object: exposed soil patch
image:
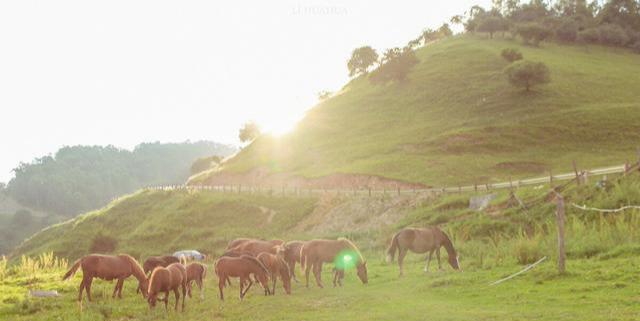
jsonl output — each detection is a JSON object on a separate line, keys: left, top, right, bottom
{"left": 192, "top": 167, "right": 427, "bottom": 190}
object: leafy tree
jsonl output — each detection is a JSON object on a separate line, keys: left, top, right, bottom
{"left": 578, "top": 27, "right": 601, "bottom": 43}
{"left": 438, "top": 23, "right": 454, "bottom": 37}
{"left": 450, "top": 15, "right": 464, "bottom": 27}
{"left": 556, "top": 19, "right": 579, "bottom": 42}
{"left": 501, "top": 48, "right": 524, "bottom": 62}
{"left": 347, "top": 46, "right": 379, "bottom": 77}
{"left": 89, "top": 234, "right": 117, "bottom": 253}
{"left": 11, "top": 209, "right": 33, "bottom": 226}
{"left": 369, "top": 48, "right": 419, "bottom": 84}
{"left": 598, "top": 0, "right": 640, "bottom": 31}
{"left": 478, "top": 16, "right": 509, "bottom": 38}
{"left": 515, "top": 23, "right": 553, "bottom": 45}
{"left": 504, "top": 60, "right": 551, "bottom": 91}
{"left": 239, "top": 122, "right": 261, "bottom": 143}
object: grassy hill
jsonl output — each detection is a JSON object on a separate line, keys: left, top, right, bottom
{"left": 196, "top": 36, "right": 640, "bottom": 186}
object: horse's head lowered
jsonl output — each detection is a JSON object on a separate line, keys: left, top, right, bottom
{"left": 449, "top": 255, "right": 461, "bottom": 270}
{"left": 356, "top": 261, "right": 368, "bottom": 284}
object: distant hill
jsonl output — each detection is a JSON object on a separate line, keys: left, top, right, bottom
{"left": 193, "top": 36, "right": 640, "bottom": 188}
{"left": 5, "top": 141, "right": 236, "bottom": 217}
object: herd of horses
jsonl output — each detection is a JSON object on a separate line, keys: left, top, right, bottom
{"left": 61, "top": 226, "right": 460, "bottom": 311}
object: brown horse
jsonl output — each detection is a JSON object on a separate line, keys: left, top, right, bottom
{"left": 226, "top": 238, "right": 283, "bottom": 250}
{"left": 143, "top": 255, "right": 180, "bottom": 275}
{"left": 147, "top": 263, "right": 187, "bottom": 311}
{"left": 214, "top": 255, "right": 271, "bottom": 301}
{"left": 282, "top": 240, "right": 305, "bottom": 283}
{"left": 386, "top": 227, "right": 460, "bottom": 276}
{"left": 332, "top": 267, "right": 344, "bottom": 287}
{"left": 300, "top": 238, "right": 368, "bottom": 288}
{"left": 256, "top": 252, "right": 292, "bottom": 295}
{"left": 62, "top": 254, "right": 148, "bottom": 302}
{"left": 228, "top": 239, "right": 283, "bottom": 256}
{"left": 185, "top": 262, "right": 207, "bottom": 300}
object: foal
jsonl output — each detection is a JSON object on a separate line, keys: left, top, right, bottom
{"left": 256, "top": 252, "right": 292, "bottom": 295}
{"left": 214, "top": 255, "right": 270, "bottom": 301}
{"left": 147, "top": 263, "right": 187, "bottom": 311}
{"left": 185, "top": 262, "right": 207, "bottom": 300}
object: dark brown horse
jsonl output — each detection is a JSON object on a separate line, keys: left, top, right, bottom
{"left": 282, "top": 240, "right": 305, "bottom": 283}
{"left": 257, "top": 252, "right": 292, "bottom": 295}
{"left": 147, "top": 263, "right": 187, "bottom": 311}
{"left": 300, "top": 238, "right": 368, "bottom": 288}
{"left": 185, "top": 262, "right": 207, "bottom": 300}
{"left": 143, "top": 255, "right": 180, "bottom": 275}
{"left": 214, "top": 255, "right": 271, "bottom": 301}
{"left": 62, "top": 254, "right": 148, "bottom": 302}
{"left": 225, "top": 238, "right": 284, "bottom": 250}
{"left": 386, "top": 227, "right": 460, "bottom": 276}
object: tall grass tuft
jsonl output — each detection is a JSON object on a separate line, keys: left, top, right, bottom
{"left": 0, "top": 255, "right": 7, "bottom": 281}
{"left": 16, "top": 252, "right": 68, "bottom": 279}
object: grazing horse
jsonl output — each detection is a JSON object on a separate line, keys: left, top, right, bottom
{"left": 300, "top": 238, "right": 368, "bottom": 288}
{"left": 282, "top": 240, "right": 306, "bottom": 282}
{"left": 146, "top": 263, "right": 187, "bottom": 311}
{"left": 62, "top": 254, "right": 148, "bottom": 302}
{"left": 332, "top": 267, "right": 344, "bottom": 287}
{"left": 214, "top": 255, "right": 271, "bottom": 301}
{"left": 256, "top": 252, "right": 292, "bottom": 295}
{"left": 185, "top": 262, "right": 207, "bottom": 300}
{"left": 386, "top": 227, "right": 460, "bottom": 276}
{"left": 228, "top": 239, "right": 282, "bottom": 257}
{"left": 226, "top": 238, "right": 284, "bottom": 250}
{"left": 143, "top": 255, "right": 180, "bottom": 275}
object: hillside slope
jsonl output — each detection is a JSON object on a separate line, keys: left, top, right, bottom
{"left": 196, "top": 36, "right": 640, "bottom": 187}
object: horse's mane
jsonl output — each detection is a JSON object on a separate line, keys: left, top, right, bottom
{"left": 337, "top": 237, "right": 365, "bottom": 263}
{"left": 148, "top": 267, "right": 165, "bottom": 291}
{"left": 119, "top": 254, "right": 146, "bottom": 280}
{"left": 436, "top": 228, "right": 457, "bottom": 256}
{"left": 241, "top": 255, "right": 269, "bottom": 275}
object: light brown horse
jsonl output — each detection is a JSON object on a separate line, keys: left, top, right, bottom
{"left": 256, "top": 252, "right": 292, "bottom": 295}
{"left": 185, "top": 262, "right": 207, "bottom": 300}
{"left": 228, "top": 239, "right": 283, "bottom": 257}
{"left": 282, "top": 240, "right": 305, "bottom": 282}
{"left": 143, "top": 255, "right": 180, "bottom": 275}
{"left": 386, "top": 227, "right": 460, "bottom": 276}
{"left": 300, "top": 238, "right": 368, "bottom": 288}
{"left": 225, "top": 238, "right": 284, "bottom": 250}
{"left": 146, "top": 263, "right": 187, "bottom": 311}
{"left": 214, "top": 255, "right": 271, "bottom": 301}
{"left": 63, "top": 254, "right": 148, "bottom": 302}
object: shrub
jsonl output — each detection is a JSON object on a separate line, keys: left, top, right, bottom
{"left": 632, "top": 41, "right": 640, "bottom": 54}
{"left": 556, "top": 19, "right": 579, "bottom": 42}
{"left": 577, "top": 28, "right": 600, "bottom": 44}
{"left": 504, "top": 60, "right": 551, "bottom": 91}
{"left": 477, "top": 16, "right": 508, "bottom": 38}
{"left": 501, "top": 48, "right": 523, "bottom": 62}
{"left": 515, "top": 23, "right": 552, "bottom": 46}
{"left": 598, "top": 24, "right": 629, "bottom": 46}
{"left": 369, "top": 48, "right": 419, "bottom": 84}
{"left": 89, "top": 234, "right": 118, "bottom": 253}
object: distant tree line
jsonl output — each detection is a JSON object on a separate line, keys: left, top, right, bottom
{"left": 464, "top": 0, "right": 640, "bottom": 51}
{"left": 5, "top": 141, "right": 236, "bottom": 217}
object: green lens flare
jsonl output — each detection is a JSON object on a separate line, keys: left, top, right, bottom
{"left": 334, "top": 250, "right": 358, "bottom": 270}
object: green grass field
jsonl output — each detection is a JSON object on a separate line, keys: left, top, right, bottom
{"left": 1, "top": 253, "right": 639, "bottom": 321}
{"left": 194, "top": 35, "right": 640, "bottom": 186}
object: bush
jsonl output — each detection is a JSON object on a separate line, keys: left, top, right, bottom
{"left": 501, "top": 48, "right": 523, "bottom": 62}
{"left": 504, "top": 60, "right": 551, "bottom": 91}
{"left": 369, "top": 48, "right": 419, "bottom": 84}
{"left": 598, "top": 24, "right": 629, "bottom": 46}
{"left": 556, "top": 19, "right": 578, "bottom": 42}
{"left": 578, "top": 28, "right": 600, "bottom": 44}
{"left": 89, "top": 234, "right": 118, "bottom": 253}
{"left": 632, "top": 41, "right": 640, "bottom": 54}
{"left": 515, "top": 23, "right": 552, "bottom": 46}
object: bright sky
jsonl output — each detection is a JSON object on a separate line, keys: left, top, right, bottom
{"left": 0, "top": 0, "right": 491, "bottom": 183}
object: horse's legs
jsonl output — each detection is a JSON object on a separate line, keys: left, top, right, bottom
{"left": 218, "top": 277, "right": 225, "bottom": 301}
{"left": 289, "top": 260, "right": 298, "bottom": 283}
{"left": 78, "top": 278, "right": 86, "bottom": 302}
{"left": 313, "top": 262, "right": 324, "bottom": 288}
{"left": 163, "top": 290, "right": 169, "bottom": 311}
{"left": 85, "top": 277, "right": 94, "bottom": 302}
{"left": 397, "top": 248, "right": 408, "bottom": 277}
{"left": 424, "top": 251, "right": 433, "bottom": 272}
{"left": 113, "top": 278, "right": 124, "bottom": 298}
{"left": 198, "top": 277, "right": 205, "bottom": 300}
{"left": 182, "top": 283, "right": 186, "bottom": 311}
{"left": 172, "top": 288, "right": 180, "bottom": 311}
{"left": 304, "top": 262, "right": 312, "bottom": 288}
{"left": 271, "top": 273, "right": 277, "bottom": 295}
{"left": 436, "top": 248, "right": 442, "bottom": 270}
{"left": 187, "top": 281, "right": 192, "bottom": 298}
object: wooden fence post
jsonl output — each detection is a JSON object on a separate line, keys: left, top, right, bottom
{"left": 368, "top": 187, "right": 371, "bottom": 197}
{"left": 397, "top": 185, "right": 400, "bottom": 196}
{"left": 572, "top": 160, "right": 580, "bottom": 186}
{"left": 555, "top": 193, "right": 566, "bottom": 274}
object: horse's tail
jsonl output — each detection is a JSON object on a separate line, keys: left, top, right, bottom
{"left": 386, "top": 232, "right": 401, "bottom": 263}
{"left": 299, "top": 244, "right": 308, "bottom": 272}
{"left": 63, "top": 258, "right": 82, "bottom": 281}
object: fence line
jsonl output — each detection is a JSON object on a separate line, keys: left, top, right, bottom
{"left": 146, "top": 162, "right": 637, "bottom": 197}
